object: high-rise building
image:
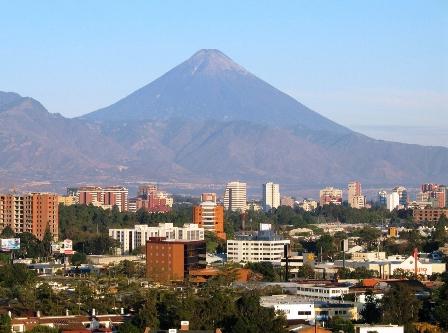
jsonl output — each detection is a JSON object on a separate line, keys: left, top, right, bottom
{"left": 348, "top": 181, "right": 361, "bottom": 205}
{"left": 200, "top": 193, "right": 217, "bottom": 203}
{"left": 378, "top": 190, "right": 388, "bottom": 207}
{"left": 387, "top": 192, "right": 400, "bottom": 211}
{"left": 262, "top": 182, "right": 280, "bottom": 212}
{"left": 137, "top": 184, "right": 158, "bottom": 197}
{"left": 0, "top": 193, "right": 59, "bottom": 240}
{"left": 146, "top": 238, "right": 206, "bottom": 282}
{"left": 193, "top": 198, "right": 225, "bottom": 239}
{"left": 77, "top": 186, "right": 128, "bottom": 212}
{"left": 392, "top": 186, "right": 408, "bottom": 207}
{"left": 319, "top": 187, "right": 343, "bottom": 206}
{"left": 348, "top": 181, "right": 365, "bottom": 209}
{"left": 223, "top": 181, "right": 247, "bottom": 211}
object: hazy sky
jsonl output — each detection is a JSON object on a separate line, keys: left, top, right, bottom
{"left": 1, "top": 1, "right": 447, "bottom": 145}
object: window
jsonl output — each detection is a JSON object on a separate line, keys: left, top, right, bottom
{"left": 298, "top": 311, "right": 312, "bottom": 316}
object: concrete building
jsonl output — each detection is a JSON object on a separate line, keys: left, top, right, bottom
{"left": 348, "top": 181, "right": 361, "bottom": 207}
{"left": 146, "top": 238, "right": 206, "bottom": 282}
{"left": 109, "top": 223, "right": 204, "bottom": 254}
{"left": 227, "top": 224, "right": 289, "bottom": 264}
{"left": 263, "top": 182, "right": 280, "bottom": 212}
{"left": 378, "top": 190, "right": 388, "bottom": 207}
{"left": 260, "top": 295, "right": 358, "bottom": 322}
{"left": 298, "top": 199, "right": 318, "bottom": 212}
{"left": 351, "top": 195, "right": 366, "bottom": 209}
{"left": 295, "top": 282, "right": 350, "bottom": 299}
{"left": 223, "top": 181, "right": 247, "bottom": 211}
{"left": 351, "top": 252, "right": 386, "bottom": 261}
{"left": 319, "top": 187, "right": 342, "bottom": 206}
{"left": 392, "top": 186, "right": 408, "bottom": 207}
{"left": 0, "top": 193, "right": 59, "bottom": 240}
{"left": 280, "top": 196, "right": 295, "bottom": 208}
{"left": 413, "top": 208, "right": 448, "bottom": 223}
{"left": 57, "top": 195, "right": 78, "bottom": 206}
{"left": 193, "top": 200, "right": 225, "bottom": 239}
{"left": 201, "top": 192, "right": 217, "bottom": 203}
{"left": 386, "top": 192, "right": 400, "bottom": 211}
{"left": 77, "top": 186, "right": 128, "bottom": 212}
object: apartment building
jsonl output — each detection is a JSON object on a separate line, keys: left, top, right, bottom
{"left": 413, "top": 208, "right": 448, "bottom": 223}
{"left": 77, "top": 186, "right": 128, "bottom": 212}
{"left": 262, "top": 182, "right": 280, "bottom": 212}
{"left": 193, "top": 199, "right": 225, "bottom": 239}
{"left": 319, "top": 187, "right": 342, "bottom": 206}
{"left": 109, "top": 223, "right": 204, "bottom": 254}
{"left": 0, "top": 193, "right": 58, "bottom": 240}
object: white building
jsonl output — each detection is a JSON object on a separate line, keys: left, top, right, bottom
{"left": 223, "top": 181, "right": 247, "bottom": 211}
{"left": 263, "top": 182, "right": 280, "bottom": 211}
{"left": 109, "top": 223, "right": 204, "bottom": 254}
{"left": 298, "top": 199, "right": 318, "bottom": 212}
{"left": 261, "top": 295, "right": 358, "bottom": 322}
{"left": 354, "top": 324, "right": 403, "bottom": 333}
{"left": 296, "top": 283, "right": 350, "bottom": 299}
{"left": 227, "top": 238, "right": 290, "bottom": 264}
{"left": 386, "top": 192, "right": 400, "bottom": 211}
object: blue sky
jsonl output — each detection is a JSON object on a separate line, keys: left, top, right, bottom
{"left": 0, "top": 1, "right": 447, "bottom": 145}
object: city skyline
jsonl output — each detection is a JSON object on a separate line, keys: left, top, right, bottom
{"left": 0, "top": 1, "right": 446, "bottom": 146}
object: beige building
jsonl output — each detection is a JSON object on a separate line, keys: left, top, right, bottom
{"left": 58, "top": 195, "right": 78, "bottom": 206}
{"left": 319, "top": 187, "right": 343, "bottom": 206}
{"left": 223, "top": 181, "right": 247, "bottom": 211}
{"left": 298, "top": 199, "right": 318, "bottom": 212}
{"left": 263, "top": 182, "right": 280, "bottom": 211}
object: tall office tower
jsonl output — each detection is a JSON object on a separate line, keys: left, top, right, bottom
{"left": 387, "top": 192, "right": 400, "bottom": 211}
{"left": 262, "top": 182, "right": 280, "bottom": 212}
{"left": 319, "top": 187, "right": 343, "bottom": 206}
{"left": 378, "top": 190, "right": 388, "bottom": 206}
{"left": 392, "top": 186, "right": 408, "bottom": 207}
{"left": 193, "top": 200, "right": 225, "bottom": 239}
{"left": 0, "top": 193, "right": 58, "bottom": 240}
{"left": 223, "top": 181, "right": 247, "bottom": 211}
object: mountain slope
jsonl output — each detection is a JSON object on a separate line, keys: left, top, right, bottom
{"left": 83, "top": 49, "right": 350, "bottom": 134}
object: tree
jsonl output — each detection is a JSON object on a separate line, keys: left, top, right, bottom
{"left": 0, "top": 314, "right": 11, "bottom": 333}
{"left": 381, "top": 283, "right": 421, "bottom": 325}
{"left": 117, "top": 321, "right": 141, "bottom": 333}
{"left": 0, "top": 226, "right": 15, "bottom": 238}
{"left": 246, "top": 262, "right": 280, "bottom": 282}
{"left": 328, "top": 316, "right": 354, "bottom": 333}
{"left": 26, "top": 326, "right": 59, "bottom": 333}
{"left": 434, "top": 272, "right": 448, "bottom": 329}
{"left": 360, "top": 291, "right": 381, "bottom": 324}
{"left": 296, "top": 264, "right": 315, "bottom": 279}
{"left": 42, "top": 228, "right": 53, "bottom": 259}
{"left": 71, "top": 252, "right": 87, "bottom": 266}
{"left": 316, "top": 234, "right": 336, "bottom": 260}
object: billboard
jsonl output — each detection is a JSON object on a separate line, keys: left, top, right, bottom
{"left": 1, "top": 238, "right": 20, "bottom": 251}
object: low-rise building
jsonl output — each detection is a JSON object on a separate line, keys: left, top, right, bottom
{"left": 354, "top": 324, "right": 403, "bottom": 333}
{"left": 295, "top": 282, "right": 350, "bottom": 299}
{"left": 109, "top": 223, "right": 204, "bottom": 254}
{"left": 413, "top": 208, "right": 448, "bottom": 223}
{"left": 146, "top": 238, "right": 206, "bottom": 282}
{"left": 227, "top": 224, "right": 289, "bottom": 264}
{"left": 260, "top": 295, "right": 358, "bottom": 322}
{"left": 351, "top": 252, "right": 386, "bottom": 261}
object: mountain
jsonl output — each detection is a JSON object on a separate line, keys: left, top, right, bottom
{"left": 84, "top": 49, "right": 349, "bottom": 134}
{"left": 0, "top": 92, "right": 127, "bottom": 185}
{"left": 1, "top": 50, "right": 447, "bottom": 191}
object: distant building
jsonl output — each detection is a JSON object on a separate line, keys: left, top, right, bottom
{"left": 201, "top": 192, "right": 217, "bottom": 203}
{"left": 223, "top": 181, "right": 247, "bottom": 211}
{"left": 354, "top": 325, "right": 403, "bottom": 333}
{"left": 319, "top": 187, "right": 342, "bottom": 206}
{"left": 392, "top": 186, "right": 408, "bottom": 207}
{"left": 262, "top": 182, "right": 280, "bottom": 211}
{"left": 413, "top": 208, "right": 448, "bottom": 223}
{"left": 57, "top": 195, "right": 78, "bottom": 206}
{"left": 146, "top": 238, "right": 206, "bottom": 282}
{"left": 128, "top": 183, "right": 173, "bottom": 213}
{"left": 298, "top": 199, "right": 318, "bottom": 212}
{"left": 77, "top": 186, "right": 128, "bottom": 212}
{"left": 193, "top": 200, "right": 226, "bottom": 239}
{"left": 227, "top": 224, "right": 289, "bottom": 263}
{"left": 348, "top": 181, "right": 361, "bottom": 205}
{"left": 109, "top": 223, "right": 204, "bottom": 254}
{"left": 378, "top": 190, "right": 388, "bottom": 206}
{"left": 386, "top": 192, "right": 400, "bottom": 211}
{"left": 280, "top": 196, "right": 295, "bottom": 208}
{"left": 0, "top": 193, "right": 59, "bottom": 240}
